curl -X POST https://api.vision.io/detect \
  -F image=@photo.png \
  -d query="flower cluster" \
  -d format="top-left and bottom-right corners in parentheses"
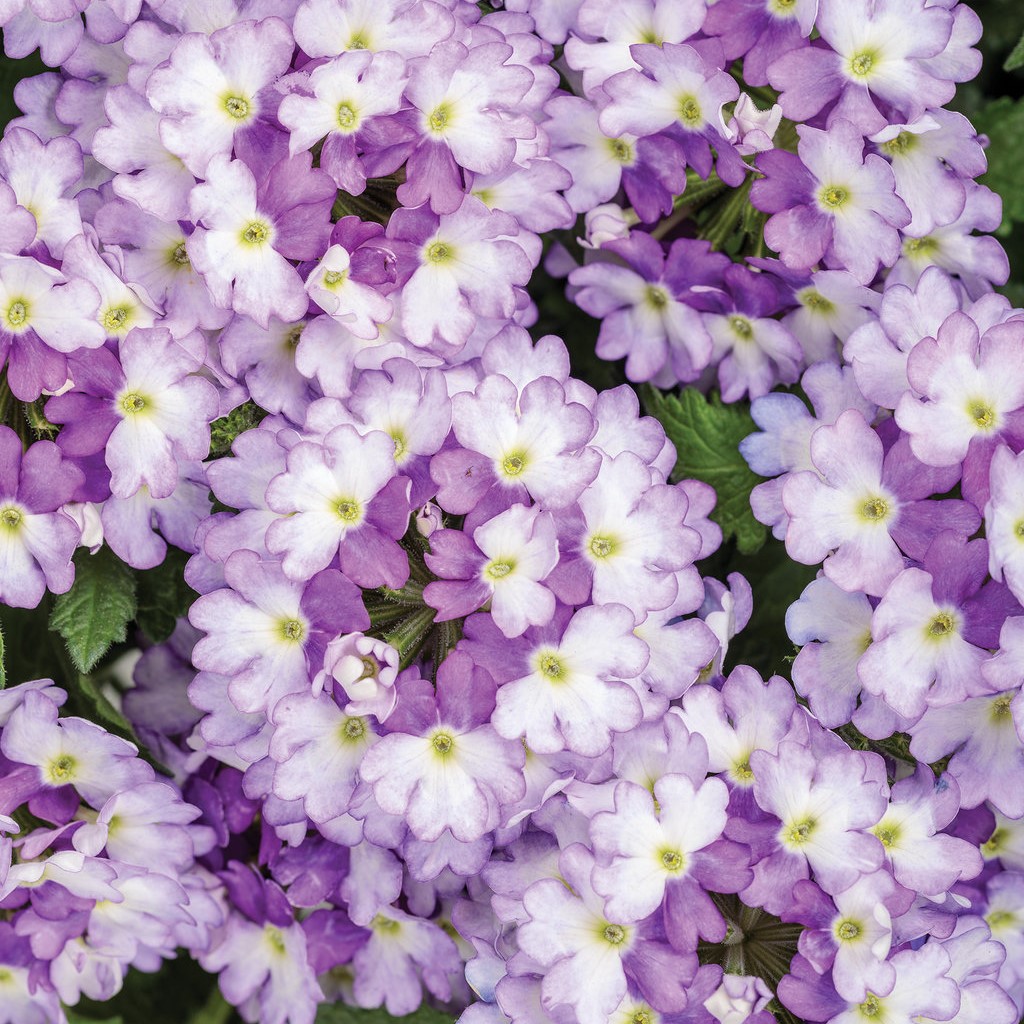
top-left (0, 679), bottom-right (216, 1016)
top-left (0, 0), bottom-right (1022, 1023)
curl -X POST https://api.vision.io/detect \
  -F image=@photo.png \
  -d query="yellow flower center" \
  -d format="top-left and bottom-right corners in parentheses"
top-left (785, 818), bottom-right (815, 845)
top-left (280, 618), bottom-right (304, 643)
top-left (982, 827), bottom-right (1005, 857)
top-left (336, 499), bottom-right (361, 523)
top-left (425, 241), bottom-right (454, 264)
top-left (730, 315), bottom-right (754, 339)
top-left (45, 754), bottom-right (76, 784)
top-left (873, 823), bottom-right (899, 848)
top-left (340, 716), bottom-right (367, 742)
top-left (537, 652), bottom-right (564, 680)
top-left (991, 694), bottom-right (1014, 720)
top-left (881, 131), bottom-right (916, 157)
top-left (120, 392), bottom-right (147, 414)
top-left (102, 305), bottom-right (131, 333)
top-left (927, 612), bottom-right (955, 637)
top-left (5, 300), bottom-right (28, 327)
top-left (849, 51), bottom-right (876, 78)
top-left (170, 242), bottom-right (190, 267)
top-left (677, 94), bottom-right (702, 127)
top-left (336, 102), bottom-right (359, 131)
top-left (858, 993), bottom-right (882, 1018)
top-left (241, 221), bottom-right (271, 246)
top-left (0, 507), bottom-right (23, 529)
top-left (428, 102), bottom-right (452, 134)
top-left (819, 185), bottom-right (850, 209)
top-left (607, 137), bottom-right (635, 164)
top-left (860, 497), bottom-right (889, 521)
top-left (660, 849), bottom-right (684, 872)
top-left (501, 451), bottom-right (527, 477)
top-left (485, 560), bottom-right (514, 580)
top-left (801, 290), bottom-right (835, 314)
top-left (968, 400), bottom-right (996, 430)
top-left (903, 235), bottom-right (939, 258)
top-left (224, 95), bottom-right (251, 119)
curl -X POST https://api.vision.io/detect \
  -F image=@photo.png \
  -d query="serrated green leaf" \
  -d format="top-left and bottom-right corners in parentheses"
top-left (1005, 29), bottom-right (1024, 71)
top-left (316, 1002), bottom-right (454, 1024)
top-left (643, 386), bottom-right (767, 555)
top-left (50, 547), bottom-right (137, 674)
top-left (134, 547), bottom-right (197, 642)
top-left (972, 96), bottom-right (1024, 229)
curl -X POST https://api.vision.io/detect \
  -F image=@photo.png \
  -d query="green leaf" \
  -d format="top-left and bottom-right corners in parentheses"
top-left (50, 547), bottom-right (137, 674)
top-left (1005, 29), bottom-right (1024, 71)
top-left (971, 96), bottom-right (1024, 230)
top-left (316, 1002), bottom-right (454, 1024)
top-left (208, 400), bottom-right (267, 459)
top-left (72, 672), bottom-right (137, 740)
top-left (66, 1013), bottom-right (124, 1024)
top-left (134, 547), bottom-right (197, 642)
top-left (643, 386), bottom-right (767, 555)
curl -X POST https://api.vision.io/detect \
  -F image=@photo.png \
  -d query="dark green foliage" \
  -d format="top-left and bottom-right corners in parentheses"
top-left (644, 386), bottom-right (768, 555)
top-left (73, 955), bottom-right (240, 1024)
top-left (1004, 30), bottom-right (1024, 71)
top-left (317, 1002), bottom-right (454, 1024)
top-left (134, 547), bottom-right (196, 643)
top-left (0, 46), bottom-right (47, 129)
top-left (208, 401), bottom-right (267, 459)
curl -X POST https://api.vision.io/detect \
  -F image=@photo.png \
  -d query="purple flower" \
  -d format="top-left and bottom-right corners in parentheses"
top-left (188, 152), bottom-right (335, 329)
top-left (397, 39), bottom-right (536, 214)
top-left (0, 427), bottom-right (82, 608)
top-left (569, 232), bottom-right (724, 385)
top-left (768, 0), bottom-right (959, 134)
top-left (146, 17), bottom-right (296, 177)
top-left (752, 119), bottom-right (911, 285)
top-left (783, 410), bottom-right (980, 597)
top-left (359, 651), bottom-right (526, 842)
top-left (279, 49), bottom-right (409, 195)
top-left (264, 424), bottom-right (411, 588)
top-left (424, 503), bottom-right (559, 638)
